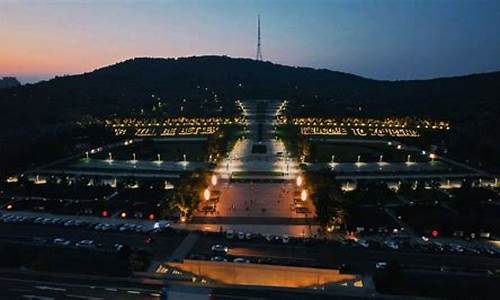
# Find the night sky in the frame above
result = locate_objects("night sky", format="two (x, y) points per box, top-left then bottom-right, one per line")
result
(1, 0), (500, 83)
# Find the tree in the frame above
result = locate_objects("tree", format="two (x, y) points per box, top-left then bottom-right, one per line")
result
(307, 170), (346, 228)
(170, 170), (210, 218)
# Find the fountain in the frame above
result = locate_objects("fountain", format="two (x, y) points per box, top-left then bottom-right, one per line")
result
(132, 153), (137, 161)
(85, 151), (89, 159)
(406, 154), (411, 163)
(183, 154), (187, 162)
(357, 155), (361, 163)
(108, 152), (113, 161)
(379, 154), (383, 163)
(331, 155), (335, 163)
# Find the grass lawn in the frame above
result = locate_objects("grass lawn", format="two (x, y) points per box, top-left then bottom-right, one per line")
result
(91, 140), (207, 161)
(310, 142), (429, 163)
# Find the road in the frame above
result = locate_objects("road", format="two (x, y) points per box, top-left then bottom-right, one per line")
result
(0, 270), (161, 300)
(190, 234), (500, 274)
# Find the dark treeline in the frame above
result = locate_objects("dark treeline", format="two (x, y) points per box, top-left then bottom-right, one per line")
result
(0, 56), (498, 173)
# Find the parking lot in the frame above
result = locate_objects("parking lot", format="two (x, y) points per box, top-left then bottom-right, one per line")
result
(186, 229), (500, 275)
(0, 213), (185, 263)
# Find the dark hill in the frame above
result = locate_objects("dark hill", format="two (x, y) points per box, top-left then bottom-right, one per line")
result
(0, 55), (498, 173)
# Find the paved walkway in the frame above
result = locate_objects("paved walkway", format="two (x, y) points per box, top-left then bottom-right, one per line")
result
(194, 100), (315, 231)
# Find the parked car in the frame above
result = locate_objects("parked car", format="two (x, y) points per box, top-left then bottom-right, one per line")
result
(75, 240), (96, 248)
(226, 230), (234, 239)
(233, 258), (250, 263)
(211, 244), (228, 253)
(448, 243), (464, 253)
(375, 262), (387, 269)
(357, 239), (370, 248)
(53, 238), (71, 246)
(384, 240), (399, 250)
(211, 256), (228, 262)
(282, 235), (290, 244)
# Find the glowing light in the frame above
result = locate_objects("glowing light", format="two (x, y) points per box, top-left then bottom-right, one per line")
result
(431, 230), (439, 237)
(296, 175), (303, 187)
(120, 212), (127, 218)
(211, 174), (218, 186)
(148, 214), (155, 220)
(101, 210), (108, 217)
(204, 188), (211, 201)
(6, 204), (13, 210)
(301, 189), (308, 201)
(429, 153), (436, 161)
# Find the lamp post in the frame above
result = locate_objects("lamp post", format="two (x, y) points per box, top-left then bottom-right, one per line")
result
(211, 174), (218, 187)
(203, 188), (211, 201)
(301, 189), (308, 202)
(296, 175), (303, 187)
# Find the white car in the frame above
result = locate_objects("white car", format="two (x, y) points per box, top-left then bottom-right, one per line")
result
(76, 240), (96, 248)
(233, 258), (250, 263)
(211, 244), (228, 253)
(53, 238), (71, 246)
(375, 262), (387, 269)
(211, 256), (228, 262)
(282, 235), (290, 244)
(384, 240), (399, 250)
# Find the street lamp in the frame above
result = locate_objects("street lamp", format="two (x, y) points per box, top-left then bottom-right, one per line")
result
(301, 189), (308, 202)
(203, 188), (211, 201)
(429, 153), (436, 161)
(211, 174), (218, 187)
(296, 175), (303, 187)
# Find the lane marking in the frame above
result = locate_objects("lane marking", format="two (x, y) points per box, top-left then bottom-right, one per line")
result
(105, 288), (118, 292)
(66, 295), (104, 300)
(35, 285), (66, 292)
(0, 276), (160, 294)
(10, 288), (32, 293)
(127, 290), (141, 294)
(22, 295), (54, 300)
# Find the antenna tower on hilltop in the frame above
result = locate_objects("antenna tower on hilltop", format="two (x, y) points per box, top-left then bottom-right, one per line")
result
(256, 14), (263, 61)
